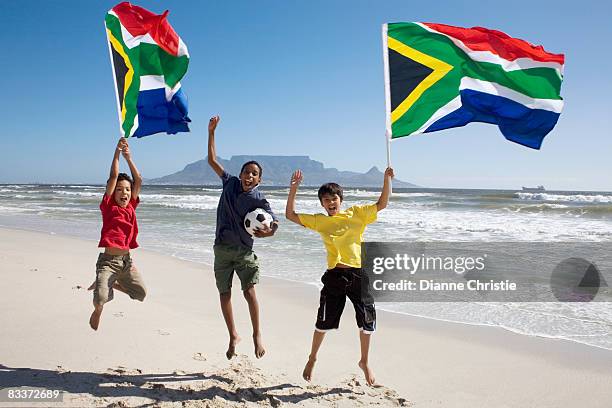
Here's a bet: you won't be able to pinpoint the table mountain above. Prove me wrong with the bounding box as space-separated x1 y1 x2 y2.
148 156 417 187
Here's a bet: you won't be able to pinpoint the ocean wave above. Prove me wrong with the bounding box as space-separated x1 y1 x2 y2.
500 203 569 212
154 202 218 210
52 191 100 197
22 204 98 214
393 192 439 198
345 189 382 198
374 206 612 241
264 197 432 213
0 205 39 214
278 189 383 198
266 198 321 213
504 204 612 216
343 190 440 199
48 185 103 189
140 193 220 210
265 188 438 200
379 302 612 351
515 192 612 204
140 193 219 201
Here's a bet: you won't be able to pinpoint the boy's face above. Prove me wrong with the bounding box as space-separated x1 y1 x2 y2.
320 193 342 216
240 164 261 192
114 180 132 208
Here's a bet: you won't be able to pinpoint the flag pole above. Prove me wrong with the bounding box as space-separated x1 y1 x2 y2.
104 22 125 138
382 23 392 168
382 23 393 191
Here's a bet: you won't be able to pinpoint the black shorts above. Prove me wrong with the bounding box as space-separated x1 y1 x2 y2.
315 267 376 334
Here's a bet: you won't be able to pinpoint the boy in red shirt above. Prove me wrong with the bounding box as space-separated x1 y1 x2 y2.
89 138 146 330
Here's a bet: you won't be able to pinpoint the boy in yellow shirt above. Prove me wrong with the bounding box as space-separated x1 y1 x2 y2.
285 167 394 386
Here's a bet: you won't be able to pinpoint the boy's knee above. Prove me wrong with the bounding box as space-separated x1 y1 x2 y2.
242 285 256 299
133 286 146 302
120 280 147 302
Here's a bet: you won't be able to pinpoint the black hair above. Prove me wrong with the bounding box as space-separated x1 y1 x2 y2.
240 161 263 177
117 173 134 188
318 182 343 202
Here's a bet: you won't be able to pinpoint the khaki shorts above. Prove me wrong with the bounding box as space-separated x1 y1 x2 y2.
213 243 259 294
94 253 146 305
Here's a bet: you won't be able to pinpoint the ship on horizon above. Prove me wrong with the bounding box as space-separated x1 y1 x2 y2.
521 185 546 192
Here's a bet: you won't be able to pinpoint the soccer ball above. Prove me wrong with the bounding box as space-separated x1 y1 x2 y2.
244 208 273 236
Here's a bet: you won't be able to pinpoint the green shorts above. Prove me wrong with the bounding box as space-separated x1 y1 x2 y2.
213 243 259 294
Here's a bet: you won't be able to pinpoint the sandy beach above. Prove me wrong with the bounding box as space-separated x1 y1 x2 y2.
1 226 611 407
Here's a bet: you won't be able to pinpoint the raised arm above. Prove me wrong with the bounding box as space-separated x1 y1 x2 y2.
120 139 143 200
376 167 394 211
105 138 125 196
207 115 224 177
285 170 304 226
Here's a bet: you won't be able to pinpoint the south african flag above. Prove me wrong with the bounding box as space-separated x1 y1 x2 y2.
105 2 190 138
383 23 564 149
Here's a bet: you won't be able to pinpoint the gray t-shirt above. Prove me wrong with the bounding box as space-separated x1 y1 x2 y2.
215 171 277 249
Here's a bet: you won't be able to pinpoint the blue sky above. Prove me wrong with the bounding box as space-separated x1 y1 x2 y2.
0 0 610 190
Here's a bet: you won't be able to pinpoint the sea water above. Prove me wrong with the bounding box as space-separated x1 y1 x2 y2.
1 184 611 350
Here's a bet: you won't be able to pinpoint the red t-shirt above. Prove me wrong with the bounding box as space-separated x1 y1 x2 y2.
98 194 140 250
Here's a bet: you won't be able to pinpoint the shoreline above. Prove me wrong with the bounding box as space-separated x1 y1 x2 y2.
3 182 612 193
1 226 612 407
2 223 611 353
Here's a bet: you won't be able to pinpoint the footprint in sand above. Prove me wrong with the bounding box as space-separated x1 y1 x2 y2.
157 330 170 336
192 353 206 361
113 312 124 318
268 396 282 407
107 366 142 375
109 366 128 374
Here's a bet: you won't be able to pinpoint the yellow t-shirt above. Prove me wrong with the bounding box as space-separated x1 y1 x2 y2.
298 204 378 269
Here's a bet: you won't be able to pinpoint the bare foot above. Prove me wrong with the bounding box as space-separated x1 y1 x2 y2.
253 333 266 359
89 307 102 331
302 357 316 381
358 360 376 386
226 335 241 360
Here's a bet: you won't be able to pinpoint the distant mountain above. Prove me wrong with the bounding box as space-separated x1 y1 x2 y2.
148 156 418 188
